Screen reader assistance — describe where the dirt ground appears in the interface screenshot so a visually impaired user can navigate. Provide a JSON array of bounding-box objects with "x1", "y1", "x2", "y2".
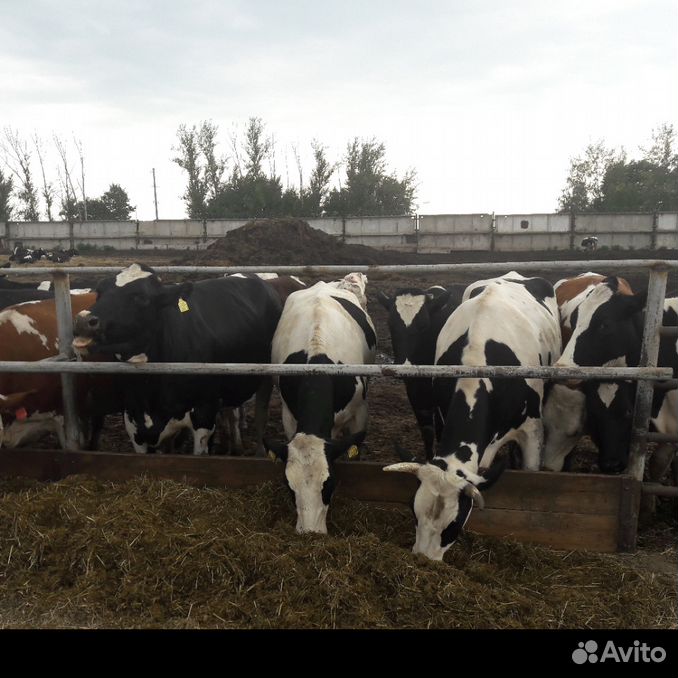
[{"x1": 1, "y1": 222, "x2": 676, "y2": 603}]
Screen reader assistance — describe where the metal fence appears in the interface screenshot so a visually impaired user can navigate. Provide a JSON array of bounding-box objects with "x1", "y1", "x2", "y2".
[{"x1": 1, "y1": 259, "x2": 675, "y2": 486}]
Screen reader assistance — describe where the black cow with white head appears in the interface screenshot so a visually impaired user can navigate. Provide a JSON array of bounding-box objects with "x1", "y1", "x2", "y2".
[
  {"x1": 385, "y1": 272, "x2": 561, "y2": 560},
  {"x1": 266, "y1": 276, "x2": 376, "y2": 533},
  {"x1": 378, "y1": 285, "x2": 465, "y2": 459},
  {"x1": 73, "y1": 263, "x2": 283, "y2": 455}
]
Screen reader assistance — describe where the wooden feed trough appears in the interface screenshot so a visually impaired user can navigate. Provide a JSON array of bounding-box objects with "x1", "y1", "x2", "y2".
[{"x1": 0, "y1": 448, "x2": 642, "y2": 554}]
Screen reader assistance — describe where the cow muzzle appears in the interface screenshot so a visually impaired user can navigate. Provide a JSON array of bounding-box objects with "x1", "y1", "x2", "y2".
[{"x1": 72, "y1": 314, "x2": 102, "y2": 348}]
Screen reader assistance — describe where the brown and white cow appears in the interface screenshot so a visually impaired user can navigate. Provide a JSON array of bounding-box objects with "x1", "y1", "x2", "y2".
[{"x1": 0, "y1": 294, "x2": 98, "y2": 448}]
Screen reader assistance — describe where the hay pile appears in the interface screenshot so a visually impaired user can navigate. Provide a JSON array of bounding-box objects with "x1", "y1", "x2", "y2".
[{"x1": 0, "y1": 475, "x2": 674, "y2": 629}]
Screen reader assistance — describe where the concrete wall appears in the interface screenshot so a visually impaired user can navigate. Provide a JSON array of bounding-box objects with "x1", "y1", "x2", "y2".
[
  {"x1": 1, "y1": 212, "x2": 675, "y2": 253},
  {"x1": 418, "y1": 214, "x2": 492, "y2": 252}
]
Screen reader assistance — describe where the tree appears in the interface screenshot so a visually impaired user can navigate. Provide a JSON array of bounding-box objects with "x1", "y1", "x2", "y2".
[
  {"x1": 1, "y1": 128, "x2": 40, "y2": 220},
  {"x1": 305, "y1": 140, "x2": 335, "y2": 216},
  {"x1": 173, "y1": 123, "x2": 211, "y2": 218},
  {"x1": 324, "y1": 138, "x2": 417, "y2": 216},
  {"x1": 0, "y1": 168, "x2": 13, "y2": 221},
  {"x1": 33, "y1": 134, "x2": 56, "y2": 221},
  {"x1": 70, "y1": 184, "x2": 135, "y2": 221},
  {"x1": 642, "y1": 123, "x2": 678, "y2": 170},
  {"x1": 54, "y1": 134, "x2": 80, "y2": 221},
  {"x1": 558, "y1": 141, "x2": 624, "y2": 212},
  {"x1": 559, "y1": 125, "x2": 678, "y2": 213}
]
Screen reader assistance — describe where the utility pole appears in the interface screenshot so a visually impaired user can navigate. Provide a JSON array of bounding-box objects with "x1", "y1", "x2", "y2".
[{"x1": 152, "y1": 167, "x2": 159, "y2": 220}]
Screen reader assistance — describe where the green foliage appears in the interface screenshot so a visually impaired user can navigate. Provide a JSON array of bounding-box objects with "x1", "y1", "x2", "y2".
[
  {"x1": 559, "y1": 124, "x2": 677, "y2": 213},
  {"x1": 176, "y1": 120, "x2": 416, "y2": 219},
  {"x1": 173, "y1": 121, "x2": 225, "y2": 219},
  {"x1": 60, "y1": 184, "x2": 135, "y2": 221},
  {"x1": 0, "y1": 168, "x2": 12, "y2": 221},
  {"x1": 324, "y1": 138, "x2": 416, "y2": 217}
]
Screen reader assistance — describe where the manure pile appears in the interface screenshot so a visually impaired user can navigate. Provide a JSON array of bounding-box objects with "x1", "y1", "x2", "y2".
[
  {"x1": 196, "y1": 218, "x2": 414, "y2": 266},
  {"x1": 0, "y1": 475, "x2": 674, "y2": 629}
]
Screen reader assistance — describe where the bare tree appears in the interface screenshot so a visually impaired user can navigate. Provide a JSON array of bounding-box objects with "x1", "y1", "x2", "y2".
[
  {"x1": 1, "y1": 127, "x2": 40, "y2": 220},
  {"x1": 53, "y1": 134, "x2": 81, "y2": 221},
  {"x1": 73, "y1": 136, "x2": 87, "y2": 220},
  {"x1": 33, "y1": 134, "x2": 56, "y2": 221}
]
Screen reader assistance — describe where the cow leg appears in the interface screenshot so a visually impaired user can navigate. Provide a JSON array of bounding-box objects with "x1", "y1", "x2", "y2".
[
  {"x1": 253, "y1": 377, "x2": 274, "y2": 457},
  {"x1": 123, "y1": 410, "x2": 148, "y2": 454},
  {"x1": 224, "y1": 407, "x2": 244, "y2": 455},
  {"x1": 413, "y1": 408, "x2": 435, "y2": 461},
  {"x1": 238, "y1": 405, "x2": 247, "y2": 434},
  {"x1": 644, "y1": 443, "x2": 678, "y2": 515},
  {"x1": 190, "y1": 403, "x2": 218, "y2": 456},
  {"x1": 88, "y1": 415, "x2": 105, "y2": 450},
  {"x1": 281, "y1": 402, "x2": 297, "y2": 441}
]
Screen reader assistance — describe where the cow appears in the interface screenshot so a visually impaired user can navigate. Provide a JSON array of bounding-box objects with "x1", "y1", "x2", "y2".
[
  {"x1": 554, "y1": 276, "x2": 677, "y2": 471},
  {"x1": 543, "y1": 272, "x2": 635, "y2": 472},
  {"x1": 0, "y1": 293, "x2": 98, "y2": 448},
  {"x1": 72, "y1": 263, "x2": 283, "y2": 456},
  {"x1": 264, "y1": 277, "x2": 377, "y2": 534},
  {"x1": 377, "y1": 284, "x2": 466, "y2": 459},
  {"x1": 384, "y1": 272, "x2": 561, "y2": 561},
  {"x1": 581, "y1": 236, "x2": 599, "y2": 252}
]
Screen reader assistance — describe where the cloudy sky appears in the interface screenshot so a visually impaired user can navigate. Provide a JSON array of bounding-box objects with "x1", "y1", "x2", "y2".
[{"x1": 1, "y1": 0, "x2": 676, "y2": 220}]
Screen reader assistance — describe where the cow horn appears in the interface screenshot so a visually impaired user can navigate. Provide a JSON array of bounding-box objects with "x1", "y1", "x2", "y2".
[
  {"x1": 383, "y1": 462, "x2": 421, "y2": 475},
  {"x1": 463, "y1": 484, "x2": 485, "y2": 509}
]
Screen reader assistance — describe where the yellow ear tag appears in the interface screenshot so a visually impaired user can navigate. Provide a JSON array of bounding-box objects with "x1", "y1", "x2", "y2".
[
  {"x1": 268, "y1": 450, "x2": 277, "y2": 462},
  {"x1": 348, "y1": 445, "x2": 359, "y2": 459},
  {"x1": 178, "y1": 298, "x2": 189, "y2": 313}
]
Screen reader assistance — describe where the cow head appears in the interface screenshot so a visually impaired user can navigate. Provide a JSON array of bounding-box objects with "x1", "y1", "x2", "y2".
[
  {"x1": 265, "y1": 431, "x2": 364, "y2": 534},
  {"x1": 72, "y1": 264, "x2": 192, "y2": 362},
  {"x1": 584, "y1": 380, "x2": 635, "y2": 473},
  {"x1": 378, "y1": 287, "x2": 453, "y2": 365},
  {"x1": 383, "y1": 455, "x2": 506, "y2": 561},
  {"x1": 556, "y1": 278, "x2": 646, "y2": 373}
]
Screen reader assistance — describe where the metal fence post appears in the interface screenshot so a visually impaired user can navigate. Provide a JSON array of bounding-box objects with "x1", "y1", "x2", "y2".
[
  {"x1": 53, "y1": 272, "x2": 81, "y2": 450},
  {"x1": 626, "y1": 266, "x2": 669, "y2": 480}
]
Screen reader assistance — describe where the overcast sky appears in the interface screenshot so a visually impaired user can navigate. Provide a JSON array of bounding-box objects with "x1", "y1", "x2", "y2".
[{"x1": 2, "y1": 0, "x2": 676, "y2": 220}]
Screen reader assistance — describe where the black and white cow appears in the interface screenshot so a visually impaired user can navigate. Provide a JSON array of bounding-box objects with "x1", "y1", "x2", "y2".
[
  {"x1": 72, "y1": 263, "x2": 283, "y2": 455},
  {"x1": 543, "y1": 272, "x2": 636, "y2": 473},
  {"x1": 555, "y1": 278, "x2": 677, "y2": 466},
  {"x1": 378, "y1": 285, "x2": 465, "y2": 459},
  {"x1": 265, "y1": 276, "x2": 377, "y2": 534},
  {"x1": 384, "y1": 272, "x2": 561, "y2": 560}
]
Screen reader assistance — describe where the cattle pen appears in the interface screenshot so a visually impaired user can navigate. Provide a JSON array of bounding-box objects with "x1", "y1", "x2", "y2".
[{"x1": 0, "y1": 258, "x2": 676, "y2": 555}]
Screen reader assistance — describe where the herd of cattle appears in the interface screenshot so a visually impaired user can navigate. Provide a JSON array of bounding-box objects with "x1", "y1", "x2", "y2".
[{"x1": 0, "y1": 263, "x2": 676, "y2": 560}]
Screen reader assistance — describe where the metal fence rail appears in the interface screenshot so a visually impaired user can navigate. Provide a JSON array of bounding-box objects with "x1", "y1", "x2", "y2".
[{"x1": 1, "y1": 259, "x2": 676, "y2": 507}]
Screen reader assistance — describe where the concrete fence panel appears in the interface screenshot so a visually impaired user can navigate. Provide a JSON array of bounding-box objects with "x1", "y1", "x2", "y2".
[
  {"x1": 495, "y1": 213, "x2": 570, "y2": 234},
  {"x1": 575, "y1": 213, "x2": 654, "y2": 233},
  {"x1": 305, "y1": 218, "x2": 344, "y2": 236},
  {"x1": 494, "y1": 232, "x2": 572, "y2": 251},
  {"x1": 657, "y1": 213, "x2": 678, "y2": 232},
  {"x1": 419, "y1": 213, "x2": 492, "y2": 234}
]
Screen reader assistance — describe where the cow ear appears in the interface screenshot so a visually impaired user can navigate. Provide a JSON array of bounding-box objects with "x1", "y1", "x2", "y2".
[
  {"x1": 377, "y1": 291, "x2": 392, "y2": 310},
  {"x1": 426, "y1": 289, "x2": 452, "y2": 312},
  {"x1": 476, "y1": 454, "x2": 508, "y2": 490},
  {"x1": 264, "y1": 438, "x2": 288, "y2": 463},
  {"x1": 157, "y1": 282, "x2": 194, "y2": 308},
  {"x1": 327, "y1": 431, "x2": 366, "y2": 462}
]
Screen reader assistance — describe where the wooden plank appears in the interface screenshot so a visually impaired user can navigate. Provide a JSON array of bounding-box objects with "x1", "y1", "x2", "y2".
[
  {"x1": 0, "y1": 450, "x2": 624, "y2": 514},
  {"x1": 336, "y1": 463, "x2": 624, "y2": 515},
  {"x1": 466, "y1": 508, "x2": 619, "y2": 552},
  {"x1": 0, "y1": 450, "x2": 632, "y2": 553}
]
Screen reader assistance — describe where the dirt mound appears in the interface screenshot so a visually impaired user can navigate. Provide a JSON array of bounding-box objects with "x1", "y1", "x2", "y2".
[{"x1": 196, "y1": 218, "x2": 413, "y2": 266}]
